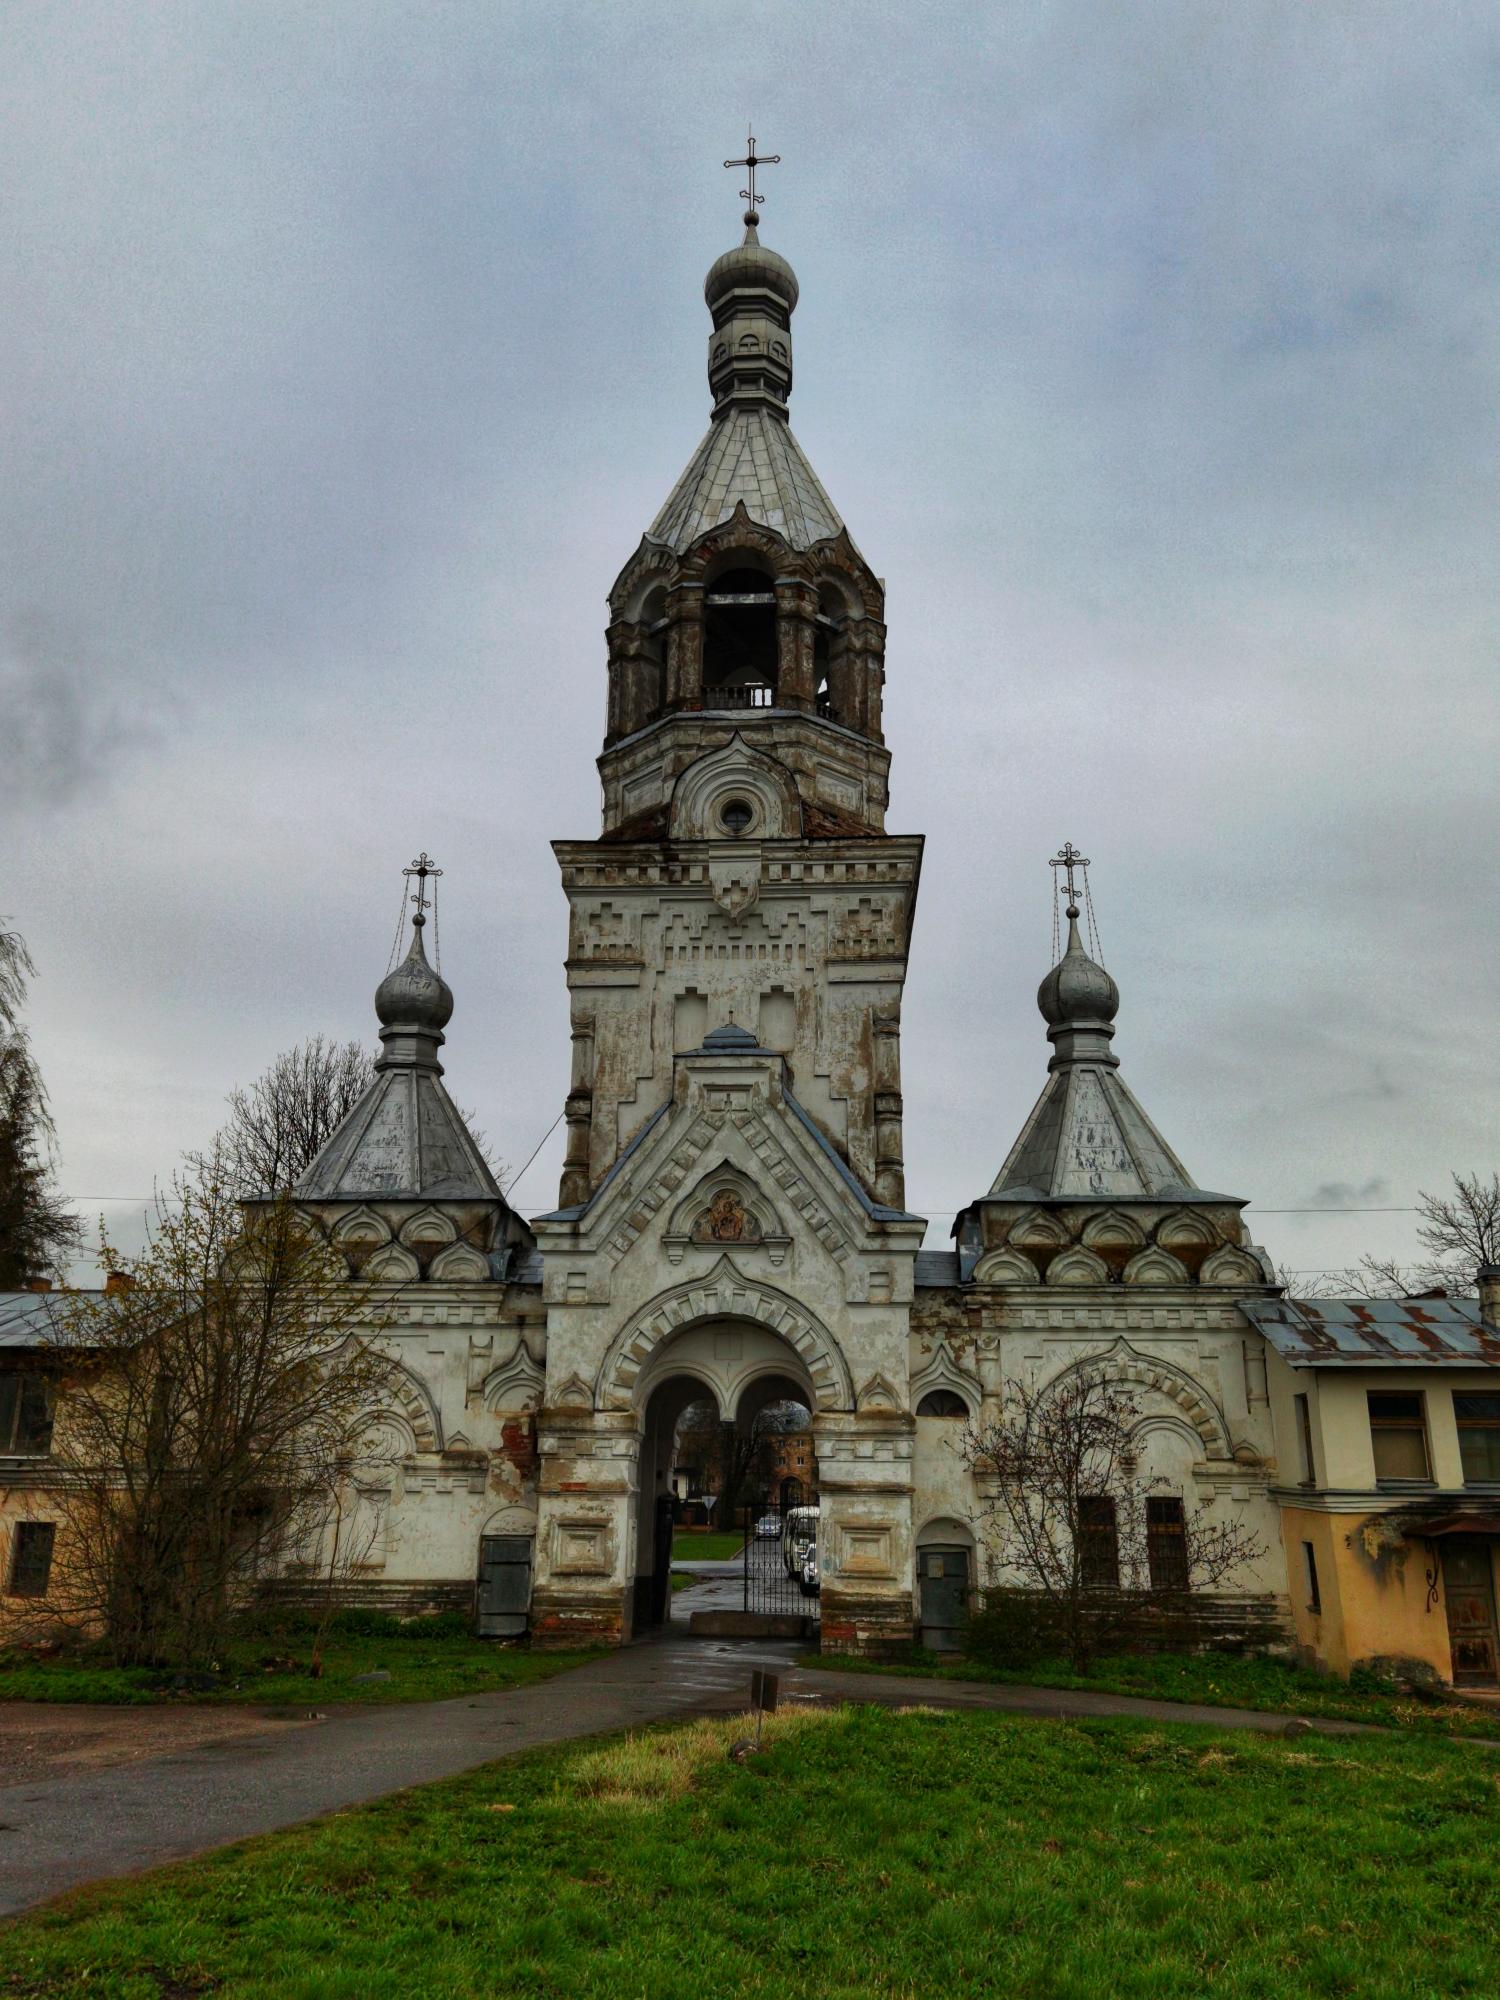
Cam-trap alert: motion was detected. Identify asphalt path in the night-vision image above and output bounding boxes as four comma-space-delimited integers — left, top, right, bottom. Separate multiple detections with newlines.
0, 1634, 1419, 1923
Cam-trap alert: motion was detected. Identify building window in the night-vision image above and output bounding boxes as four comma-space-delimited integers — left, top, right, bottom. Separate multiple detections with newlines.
1454, 1394, 1500, 1484
1077, 1496, 1120, 1589
916, 1390, 968, 1418
7, 1521, 55, 1597
1146, 1496, 1189, 1591
0, 1373, 55, 1456
1294, 1392, 1316, 1485
1367, 1391, 1431, 1482
1303, 1541, 1321, 1614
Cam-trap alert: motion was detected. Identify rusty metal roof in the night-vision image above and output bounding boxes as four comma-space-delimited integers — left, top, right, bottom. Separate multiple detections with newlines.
1241, 1295, 1500, 1368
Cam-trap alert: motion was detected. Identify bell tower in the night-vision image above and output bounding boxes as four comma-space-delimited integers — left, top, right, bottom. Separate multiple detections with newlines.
553, 177, 922, 1214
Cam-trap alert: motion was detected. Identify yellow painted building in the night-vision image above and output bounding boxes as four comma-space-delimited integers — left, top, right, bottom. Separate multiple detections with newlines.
1246, 1291, 1500, 1687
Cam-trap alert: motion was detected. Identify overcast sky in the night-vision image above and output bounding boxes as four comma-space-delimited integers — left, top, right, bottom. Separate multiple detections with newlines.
5, 2, 1497, 1285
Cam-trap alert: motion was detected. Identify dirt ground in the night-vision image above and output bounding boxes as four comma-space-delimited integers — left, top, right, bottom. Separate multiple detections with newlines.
0, 1702, 313, 1787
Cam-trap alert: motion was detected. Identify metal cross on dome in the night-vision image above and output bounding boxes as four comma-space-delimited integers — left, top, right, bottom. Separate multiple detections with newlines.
1050, 841, 1089, 912
403, 851, 442, 918
724, 127, 780, 220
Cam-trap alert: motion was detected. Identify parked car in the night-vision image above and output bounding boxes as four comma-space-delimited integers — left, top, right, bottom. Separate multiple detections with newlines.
753, 1513, 782, 1539
799, 1547, 820, 1598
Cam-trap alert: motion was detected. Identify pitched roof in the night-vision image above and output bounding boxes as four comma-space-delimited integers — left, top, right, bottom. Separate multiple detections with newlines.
294, 1067, 501, 1203
990, 1062, 1211, 1202
648, 409, 844, 554
1241, 1295, 1500, 1368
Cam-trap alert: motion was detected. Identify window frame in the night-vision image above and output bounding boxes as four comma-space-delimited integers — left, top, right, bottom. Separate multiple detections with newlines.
1367, 1389, 1433, 1485
1302, 1540, 1321, 1615
1453, 1392, 1500, 1486
1294, 1391, 1317, 1486
1145, 1494, 1190, 1593
1077, 1494, 1120, 1590
0, 1371, 56, 1457
7, 1520, 56, 1598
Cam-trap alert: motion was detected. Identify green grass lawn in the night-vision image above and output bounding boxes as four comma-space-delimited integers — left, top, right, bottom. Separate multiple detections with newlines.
0, 1629, 597, 1708
801, 1645, 1500, 1738
670, 1529, 744, 1562
3, 1704, 1498, 1997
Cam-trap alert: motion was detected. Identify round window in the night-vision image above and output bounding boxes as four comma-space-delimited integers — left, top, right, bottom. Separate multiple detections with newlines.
719, 798, 755, 836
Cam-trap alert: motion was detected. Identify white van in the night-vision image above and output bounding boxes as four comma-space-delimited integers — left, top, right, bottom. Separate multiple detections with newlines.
783, 1505, 820, 1592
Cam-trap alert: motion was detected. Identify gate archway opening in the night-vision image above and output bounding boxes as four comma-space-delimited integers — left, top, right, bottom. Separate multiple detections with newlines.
628, 1319, 823, 1635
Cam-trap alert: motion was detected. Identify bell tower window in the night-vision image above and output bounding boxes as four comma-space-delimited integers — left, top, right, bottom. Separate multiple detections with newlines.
703, 565, 777, 709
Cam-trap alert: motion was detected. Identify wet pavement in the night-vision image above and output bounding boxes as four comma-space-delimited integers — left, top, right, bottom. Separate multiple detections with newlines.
0, 1631, 1397, 1922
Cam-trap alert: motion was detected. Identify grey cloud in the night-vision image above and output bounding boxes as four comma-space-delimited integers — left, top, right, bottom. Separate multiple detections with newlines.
2, 2, 1495, 1290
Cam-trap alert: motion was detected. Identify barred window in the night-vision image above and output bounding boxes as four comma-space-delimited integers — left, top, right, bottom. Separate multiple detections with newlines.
1146, 1496, 1189, 1591
7, 1521, 55, 1597
1078, 1495, 1119, 1589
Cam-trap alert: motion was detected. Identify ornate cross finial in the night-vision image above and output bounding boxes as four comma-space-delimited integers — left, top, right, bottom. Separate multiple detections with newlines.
1050, 841, 1089, 916
724, 127, 780, 227
403, 851, 442, 921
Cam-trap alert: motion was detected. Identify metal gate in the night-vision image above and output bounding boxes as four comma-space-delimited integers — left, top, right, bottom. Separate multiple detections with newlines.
740, 1479, 819, 1620
476, 1534, 532, 1638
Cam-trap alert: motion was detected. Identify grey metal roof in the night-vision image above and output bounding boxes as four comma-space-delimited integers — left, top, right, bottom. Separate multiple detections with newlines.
990, 1063, 1207, 1202
1242, 1295, 1500, 1368
914, 1250, 961, 1287
648, 409, 844, 554
0, 1290, 100, 1348
295, 1067, 501, 1203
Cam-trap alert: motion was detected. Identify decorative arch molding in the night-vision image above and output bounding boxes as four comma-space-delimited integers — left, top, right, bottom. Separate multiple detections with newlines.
804, 529, 884, 619
662, 1161, 791, 1267
1081, 1209, 1149, 1251
397, 1206, 459, 1251
1128, 1411, 1210, 1459
329, 1204, 392, 1253
1046, 1245, 1111, 1287
1199, 1244, 1268, 1287
364, 1242, 422, 1285
855, 1371, 902, 1413
481, 1503, 539, 1539
1122, 1245, 1191, 1287
326, 1340, 444, 1453
668, 736, 802, 843
482, 1335, 546, 1415
1046, 1337, 1233, 1461
915, 1513, 976, 1547
429, 1240, 490, 1283
909, 1345, 981, 1418
609, 534, 679, 619
595, 1258, 854, 1414
677, 507, 806, 584
1006, 1209, 1071, 1251
1154, 1208, 1218, 1251
970, 1246, 1040, 1286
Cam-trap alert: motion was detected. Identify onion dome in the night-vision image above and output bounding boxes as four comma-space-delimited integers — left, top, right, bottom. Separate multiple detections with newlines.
1037, 907, 1120, 1037
705, 217, 800, 315
374, 912, 453, 1071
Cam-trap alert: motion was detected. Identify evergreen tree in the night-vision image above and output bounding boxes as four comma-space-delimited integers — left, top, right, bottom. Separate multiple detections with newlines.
0, 928, 81, 1285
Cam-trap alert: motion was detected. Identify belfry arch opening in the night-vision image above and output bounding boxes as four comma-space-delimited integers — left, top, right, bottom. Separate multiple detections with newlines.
703, 564, 777, 709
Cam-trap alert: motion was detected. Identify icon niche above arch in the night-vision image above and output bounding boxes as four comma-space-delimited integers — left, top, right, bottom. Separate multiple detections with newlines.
661, 1162, 792, 1267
